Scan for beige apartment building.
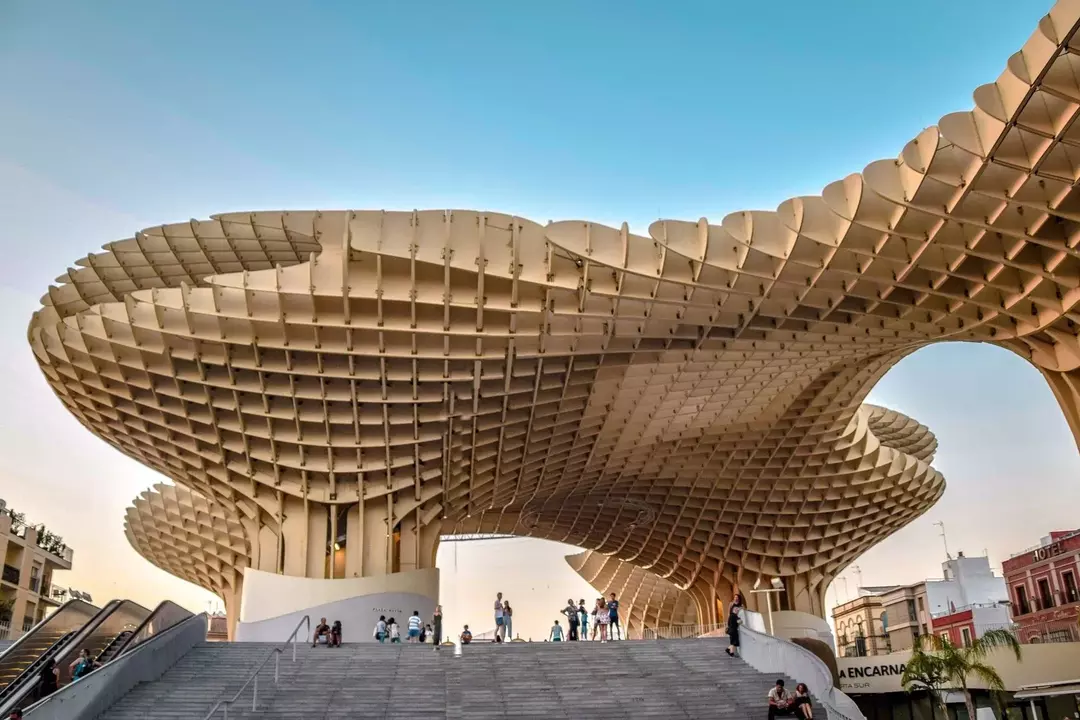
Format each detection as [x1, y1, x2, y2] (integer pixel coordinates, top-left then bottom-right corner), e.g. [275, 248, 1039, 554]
[832, 594, 892, 657]
[0, 499, 74, 641]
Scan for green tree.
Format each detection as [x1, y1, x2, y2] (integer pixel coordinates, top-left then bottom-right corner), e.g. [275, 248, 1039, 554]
[903, 629, 1021, 720]
[901, 649, 948, 720]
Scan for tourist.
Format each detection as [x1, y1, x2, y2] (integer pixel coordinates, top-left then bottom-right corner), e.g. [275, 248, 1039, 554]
[549, 619, 564, 642]
[726, 605, 741, 657]
[70, 649, 98, 680]
[388, 617, 402, 643]
[578, 599, 589, 640]
[768, 679, 794, 720]
[502, 600, 514, 641]
[563, 599, 579, 640]
[432, 605, 443, 648]
[731, 590, 744, 610]
[312, 617, 331, 647]
[408, 611, 423, 643]
[422, 624, 431, 644]
[592, 598, 609, 642]
[607, 592, 621, 640]
[330, 620, 343, 647]
[793, 683, 813, 719]
[373, 615, 388, 643]
[37, 658, 58, 700]
[460, 625, 473, 644]
[493, 592, 505, 641]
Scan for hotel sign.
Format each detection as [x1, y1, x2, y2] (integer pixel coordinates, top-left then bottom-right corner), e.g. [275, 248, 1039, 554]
[1032, 542, 1064, 563]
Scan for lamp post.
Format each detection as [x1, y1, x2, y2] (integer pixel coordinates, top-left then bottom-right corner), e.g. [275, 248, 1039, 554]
[750, 577, 786, 635]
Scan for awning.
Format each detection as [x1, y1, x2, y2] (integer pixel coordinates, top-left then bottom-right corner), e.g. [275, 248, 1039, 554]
[1013, 681, 1080, 699]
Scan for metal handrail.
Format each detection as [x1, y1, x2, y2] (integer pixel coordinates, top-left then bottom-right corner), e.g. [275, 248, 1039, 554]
[201, 615, 310, 720]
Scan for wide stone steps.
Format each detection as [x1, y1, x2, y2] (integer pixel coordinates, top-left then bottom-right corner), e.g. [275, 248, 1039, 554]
[102, 638, 821, 719]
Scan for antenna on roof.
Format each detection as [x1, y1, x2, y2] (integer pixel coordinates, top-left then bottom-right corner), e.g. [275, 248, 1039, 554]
[934, 521, 952, 560]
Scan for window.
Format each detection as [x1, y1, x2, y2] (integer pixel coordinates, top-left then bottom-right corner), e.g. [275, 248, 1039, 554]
[1063, 571, 1078, 605]
[940, 631, 951, 644]
[961, 627, 972, 647]
[1038, 578, 1054, 610]
[1015, 585, 1030, 615]
[916, 597, 924, 612]
[1048, 629, 1072, 643]
[906, 599, 917, 622]
[29, 566, 39, 594]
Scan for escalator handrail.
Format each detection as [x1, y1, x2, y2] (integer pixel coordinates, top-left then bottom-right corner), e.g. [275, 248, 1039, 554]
[0, 631, 74, 701]
[0, 599, 99, 665]
[52, 598, 151, 677]
[112, 600, 193, 659]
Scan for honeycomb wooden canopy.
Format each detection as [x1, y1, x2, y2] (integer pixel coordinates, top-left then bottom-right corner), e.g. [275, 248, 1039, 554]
[33, 0, 1080, 623]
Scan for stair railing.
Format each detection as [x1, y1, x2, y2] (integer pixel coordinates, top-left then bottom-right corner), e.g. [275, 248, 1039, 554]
[201, 615, 310, 720]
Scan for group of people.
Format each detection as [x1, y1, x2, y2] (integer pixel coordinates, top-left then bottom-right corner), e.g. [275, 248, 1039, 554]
[372, 605, 445, 646]
[551, 593, 621, 642]
[768, 679, 815, 720]
[492, 592, 514, 641]
[312, 618, 344, 647]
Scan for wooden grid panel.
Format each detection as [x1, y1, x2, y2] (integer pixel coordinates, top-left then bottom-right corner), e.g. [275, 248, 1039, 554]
[123, 483, 247, 605]
[566, 549, 698, 638]
[28, 1, 1080, 617]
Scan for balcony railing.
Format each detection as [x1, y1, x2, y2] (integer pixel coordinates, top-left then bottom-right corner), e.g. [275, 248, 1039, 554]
[0, 621, 9, 640]
[1, 565, 19, 585]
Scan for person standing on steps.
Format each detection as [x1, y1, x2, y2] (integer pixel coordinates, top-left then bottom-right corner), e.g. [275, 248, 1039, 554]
[502, 600, 514, 641]
[388, 617, 401, 643]
[549, 619, 564, 642]
[725, 604, 741, 657]
[578, 599, 589, 641]
[592, 598, 610, 642]
[493, 592, 505, 642]
[563, 599, 579, 640]
[432, 605, 443, 649]
[607, 592, 621, 640]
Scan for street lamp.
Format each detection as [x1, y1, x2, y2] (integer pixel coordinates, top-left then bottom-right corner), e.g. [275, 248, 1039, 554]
[750, 577, 786, 635]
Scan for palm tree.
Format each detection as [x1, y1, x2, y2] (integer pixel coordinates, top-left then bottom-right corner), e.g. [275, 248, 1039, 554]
[904, 629, 1021, 720]
[901, 649, 948, 720]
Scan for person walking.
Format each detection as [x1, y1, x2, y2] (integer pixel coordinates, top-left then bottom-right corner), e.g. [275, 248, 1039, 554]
[407, 611, 423, 643]
[36, 658, 58, 701]
[388, 617, 401, 643]
[493, 592, 505, 642]
[607, 592, 622, 640]
[578, 600, 589, 641]
[725, 605, 741, 657]
[432, 605, 443, 649]
[374, 615, 388, 642]
[502, 600, 514, 641]
[563, 599, 579, 641]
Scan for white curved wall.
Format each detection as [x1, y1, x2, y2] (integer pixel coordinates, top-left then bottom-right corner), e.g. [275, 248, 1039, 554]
[235, 567, 439, 642]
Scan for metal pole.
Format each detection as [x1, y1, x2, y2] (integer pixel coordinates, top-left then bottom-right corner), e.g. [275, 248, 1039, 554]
[275, 652, 279, 683]
[292, 635, 296, 662]
[252, 676, 257, 711]
[766, 592, 775, 636]
[223, 706, 228, 720]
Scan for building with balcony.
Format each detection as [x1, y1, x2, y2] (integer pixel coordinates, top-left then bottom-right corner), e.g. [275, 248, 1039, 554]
[832, 553, 1010, 655]
[1002, 529, 1080, 644]
[0, 499, 75, 641]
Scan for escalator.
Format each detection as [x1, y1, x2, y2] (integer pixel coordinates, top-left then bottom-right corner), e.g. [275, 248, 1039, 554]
[0, 599, 98, 691]
[0, 599, 150, 715]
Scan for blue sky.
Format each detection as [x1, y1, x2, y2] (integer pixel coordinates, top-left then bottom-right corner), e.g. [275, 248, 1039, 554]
[1, 0, 1077, 639]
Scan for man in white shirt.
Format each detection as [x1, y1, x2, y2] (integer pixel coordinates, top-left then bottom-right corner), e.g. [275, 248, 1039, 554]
[549, 620, 564, 642]
[493, 592, 505, 641]
[768, 679, 794, 720]
[407, 611, 423, 642]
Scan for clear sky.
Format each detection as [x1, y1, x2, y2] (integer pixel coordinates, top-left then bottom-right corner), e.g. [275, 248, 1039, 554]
[2, 0, 1078, 642]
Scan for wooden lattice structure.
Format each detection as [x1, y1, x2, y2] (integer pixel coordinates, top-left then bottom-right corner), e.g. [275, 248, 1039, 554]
[31, 0, 1080, 625]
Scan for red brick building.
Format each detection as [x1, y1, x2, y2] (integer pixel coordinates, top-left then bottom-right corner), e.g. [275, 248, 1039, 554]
[1002, 530, 1080, 643]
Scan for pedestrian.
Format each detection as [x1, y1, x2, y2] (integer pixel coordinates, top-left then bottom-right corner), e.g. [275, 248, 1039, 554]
[37, 658, 58, 700]
[388, 617, 401, 643]
[563, 598, 579, 640]
[549, 619, 564, 642]
[592, 598, 609, 642]
[460, 625, 473, 644]
[433, 605, 443, 649]
[726, 605, 741, 657]
[502, 600, 514, 641]
[493, 592, 505, 641]
[408, 611, 422, 642]
[70, 649, 98, 680]
[422, 624, 432, 644]
[607, 592, 621, 640]
[374, 615, 388, 643]
[578, 599, 589, 640]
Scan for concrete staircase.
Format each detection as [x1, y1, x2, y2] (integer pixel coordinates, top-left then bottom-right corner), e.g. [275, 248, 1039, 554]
[102, 639, 820, 719]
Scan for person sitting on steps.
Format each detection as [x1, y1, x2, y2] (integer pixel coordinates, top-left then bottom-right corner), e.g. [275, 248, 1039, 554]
[460, 625, 472, 644]
[792, 683, 813, 719]
[312, 617, 331, 647]
[330, 620, 343, 647]
[768, 679, 795, 720]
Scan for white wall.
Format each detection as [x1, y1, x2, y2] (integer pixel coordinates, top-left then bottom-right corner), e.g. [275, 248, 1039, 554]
[235, 567, 439, 642]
